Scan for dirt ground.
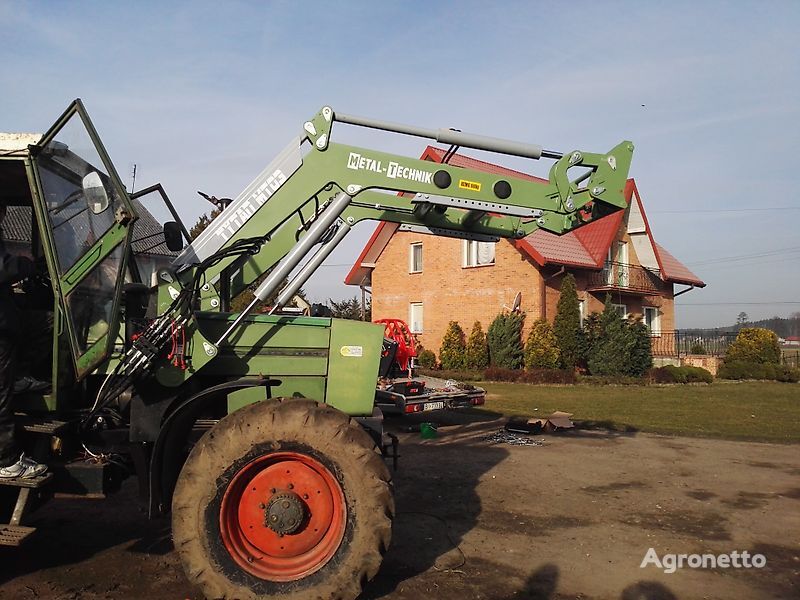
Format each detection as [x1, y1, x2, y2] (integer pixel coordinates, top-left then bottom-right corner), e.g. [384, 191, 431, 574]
[1, 411, 798, 600]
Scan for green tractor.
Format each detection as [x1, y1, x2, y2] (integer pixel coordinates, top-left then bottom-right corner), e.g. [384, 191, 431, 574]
[0, 100, 632, 599]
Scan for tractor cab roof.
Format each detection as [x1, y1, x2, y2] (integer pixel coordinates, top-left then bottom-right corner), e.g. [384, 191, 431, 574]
[0, 133, 41, 155]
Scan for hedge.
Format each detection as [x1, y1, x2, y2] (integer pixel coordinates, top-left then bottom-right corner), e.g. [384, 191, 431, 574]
[483, 366, 577, 384]
[718, 360, 800, 383]
[648, 365, 713, 384]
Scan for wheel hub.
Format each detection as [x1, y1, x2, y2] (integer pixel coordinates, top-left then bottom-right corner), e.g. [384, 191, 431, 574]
[219, 451, 347, 581]
[264, 492, 306, 535]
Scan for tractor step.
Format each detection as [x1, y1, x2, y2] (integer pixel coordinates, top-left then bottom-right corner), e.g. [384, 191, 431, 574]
[0, 472, 53, 488]
[0, 472, 52, 546]
[0, 524, 36, 546]
[16, 416, 70, 435]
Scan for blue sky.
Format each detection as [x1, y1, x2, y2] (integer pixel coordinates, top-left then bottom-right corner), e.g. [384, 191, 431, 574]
[1, 1, 798, 327]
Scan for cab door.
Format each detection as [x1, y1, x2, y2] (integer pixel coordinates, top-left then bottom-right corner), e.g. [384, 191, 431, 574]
[29, 99, 138, 378]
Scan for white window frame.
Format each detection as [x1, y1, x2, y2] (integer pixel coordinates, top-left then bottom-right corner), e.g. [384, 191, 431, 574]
[409, 302, 423, 333]
[409, 242, 423, 273]
[462, 240, 496, 267]
[578, 298, 585, 326]
[611, 303, 628, 319]
[644, 306, 661, 336]
[617, 241, 630, 287]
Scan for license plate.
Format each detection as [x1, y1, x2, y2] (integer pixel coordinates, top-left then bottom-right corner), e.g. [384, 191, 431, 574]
[423, 401, 445, 411]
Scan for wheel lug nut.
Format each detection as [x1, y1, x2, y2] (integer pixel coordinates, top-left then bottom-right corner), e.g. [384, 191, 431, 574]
[258, 503, 265, 509]
[303, 493, 309, 500]
[288, 483, 294, 489]
[270, 488, 276, 493]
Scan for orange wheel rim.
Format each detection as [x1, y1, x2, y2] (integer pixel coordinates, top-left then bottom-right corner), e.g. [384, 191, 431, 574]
[219, 451, 346, 581]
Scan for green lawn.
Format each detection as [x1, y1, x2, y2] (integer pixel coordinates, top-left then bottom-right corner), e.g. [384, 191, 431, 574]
[478, 381, 800, 443]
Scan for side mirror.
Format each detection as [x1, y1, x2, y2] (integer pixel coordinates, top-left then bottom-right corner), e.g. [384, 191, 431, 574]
[163, 221, 184, 252]
[82, 172, 110, 214]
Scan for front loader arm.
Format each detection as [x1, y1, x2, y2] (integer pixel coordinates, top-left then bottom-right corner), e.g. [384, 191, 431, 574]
[175, 107, 633, 315]
[83, 105, 632, 426]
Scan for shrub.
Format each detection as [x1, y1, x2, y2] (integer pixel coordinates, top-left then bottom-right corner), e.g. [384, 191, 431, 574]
[725, 327, 781, 364]
[776, 365, 800, 383]
[439, 321, 467, 370]
[464, 321, 489, 371]
[578, 374, 646, 385]
[417, 368, 482, 382]
[718, 361, 766, 380]
[718, 360, 800, 382]
[524, 319, 560, 370]
[649, 365, 712, 384]
[483, 366, 576, 384]
[587, 299, 629, 376]
[518, 368, 577, 384]
[684, 366, 714, 383]
[416, 348, 437, 369]
[627, 318, 653, 377]
[552, 274, 583, 369]
[649, 366, 677, 383]
[586, 297, 652, 377]
[689, 342, 706, 355]
[487, 312, 525, 370]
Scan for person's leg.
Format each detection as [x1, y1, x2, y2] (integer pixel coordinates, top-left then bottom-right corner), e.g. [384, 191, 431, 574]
[0, 335, 18, 467]
[0, 331, 47, 478]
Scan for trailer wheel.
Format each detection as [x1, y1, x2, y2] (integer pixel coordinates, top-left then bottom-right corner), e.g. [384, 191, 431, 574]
[172, 397, 393, 600]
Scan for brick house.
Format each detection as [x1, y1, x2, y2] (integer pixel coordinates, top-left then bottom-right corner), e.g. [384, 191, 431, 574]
[345, 148, 705, 357]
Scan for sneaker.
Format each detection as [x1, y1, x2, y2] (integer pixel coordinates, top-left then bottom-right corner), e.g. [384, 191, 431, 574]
[13, 376, 51, 395]
[0, 453, 48, 479]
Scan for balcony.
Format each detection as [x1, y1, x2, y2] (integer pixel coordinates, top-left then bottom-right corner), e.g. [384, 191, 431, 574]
[587, 261, 666, 295]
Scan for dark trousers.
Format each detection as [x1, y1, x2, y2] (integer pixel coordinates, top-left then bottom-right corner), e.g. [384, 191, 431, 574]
[0, 334, 16, 467]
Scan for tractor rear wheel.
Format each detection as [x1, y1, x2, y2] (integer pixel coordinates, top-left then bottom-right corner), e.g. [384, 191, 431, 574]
[172, 397, 394, 600]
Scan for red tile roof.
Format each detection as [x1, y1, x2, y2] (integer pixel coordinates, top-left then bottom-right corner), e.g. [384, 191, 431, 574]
[654, 243, 705, 287]
[344, 147, 705, 288]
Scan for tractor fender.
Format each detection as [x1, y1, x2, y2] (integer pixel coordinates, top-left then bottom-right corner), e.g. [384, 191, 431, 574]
[148, 376, 279, 517]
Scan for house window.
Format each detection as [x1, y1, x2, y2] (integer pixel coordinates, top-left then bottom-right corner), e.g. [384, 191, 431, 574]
[612, 303, 628, 318]
[409, 302, 423, 333]
[463, 240, 495, 267]
[605, 241, 629, 287]
[409, 243, 423, 273]
[578, 299, 585, 326]
[644, 306, 661, 335]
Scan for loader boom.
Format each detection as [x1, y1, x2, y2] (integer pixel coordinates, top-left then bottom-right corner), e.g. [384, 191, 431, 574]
[173, 106, 633, 341]
[84, 105, 633, 425]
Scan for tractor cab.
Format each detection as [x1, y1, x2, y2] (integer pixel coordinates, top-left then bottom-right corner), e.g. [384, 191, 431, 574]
[0, 100, 186, 406]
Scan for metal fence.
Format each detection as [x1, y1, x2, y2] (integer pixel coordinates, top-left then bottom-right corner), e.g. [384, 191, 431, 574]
[783, 350, 800, 368]
[651, 331, 800, 364]
[650, 331, 738, 358]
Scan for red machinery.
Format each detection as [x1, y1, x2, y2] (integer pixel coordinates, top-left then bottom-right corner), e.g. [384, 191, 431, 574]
[375, 318, 417, 375]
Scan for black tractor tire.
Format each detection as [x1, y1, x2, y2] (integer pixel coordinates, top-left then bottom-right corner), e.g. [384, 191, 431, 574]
[172, 397, 394, 600]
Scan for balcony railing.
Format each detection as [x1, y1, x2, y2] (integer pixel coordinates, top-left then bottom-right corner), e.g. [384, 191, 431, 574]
[587, 261, 665, 295]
